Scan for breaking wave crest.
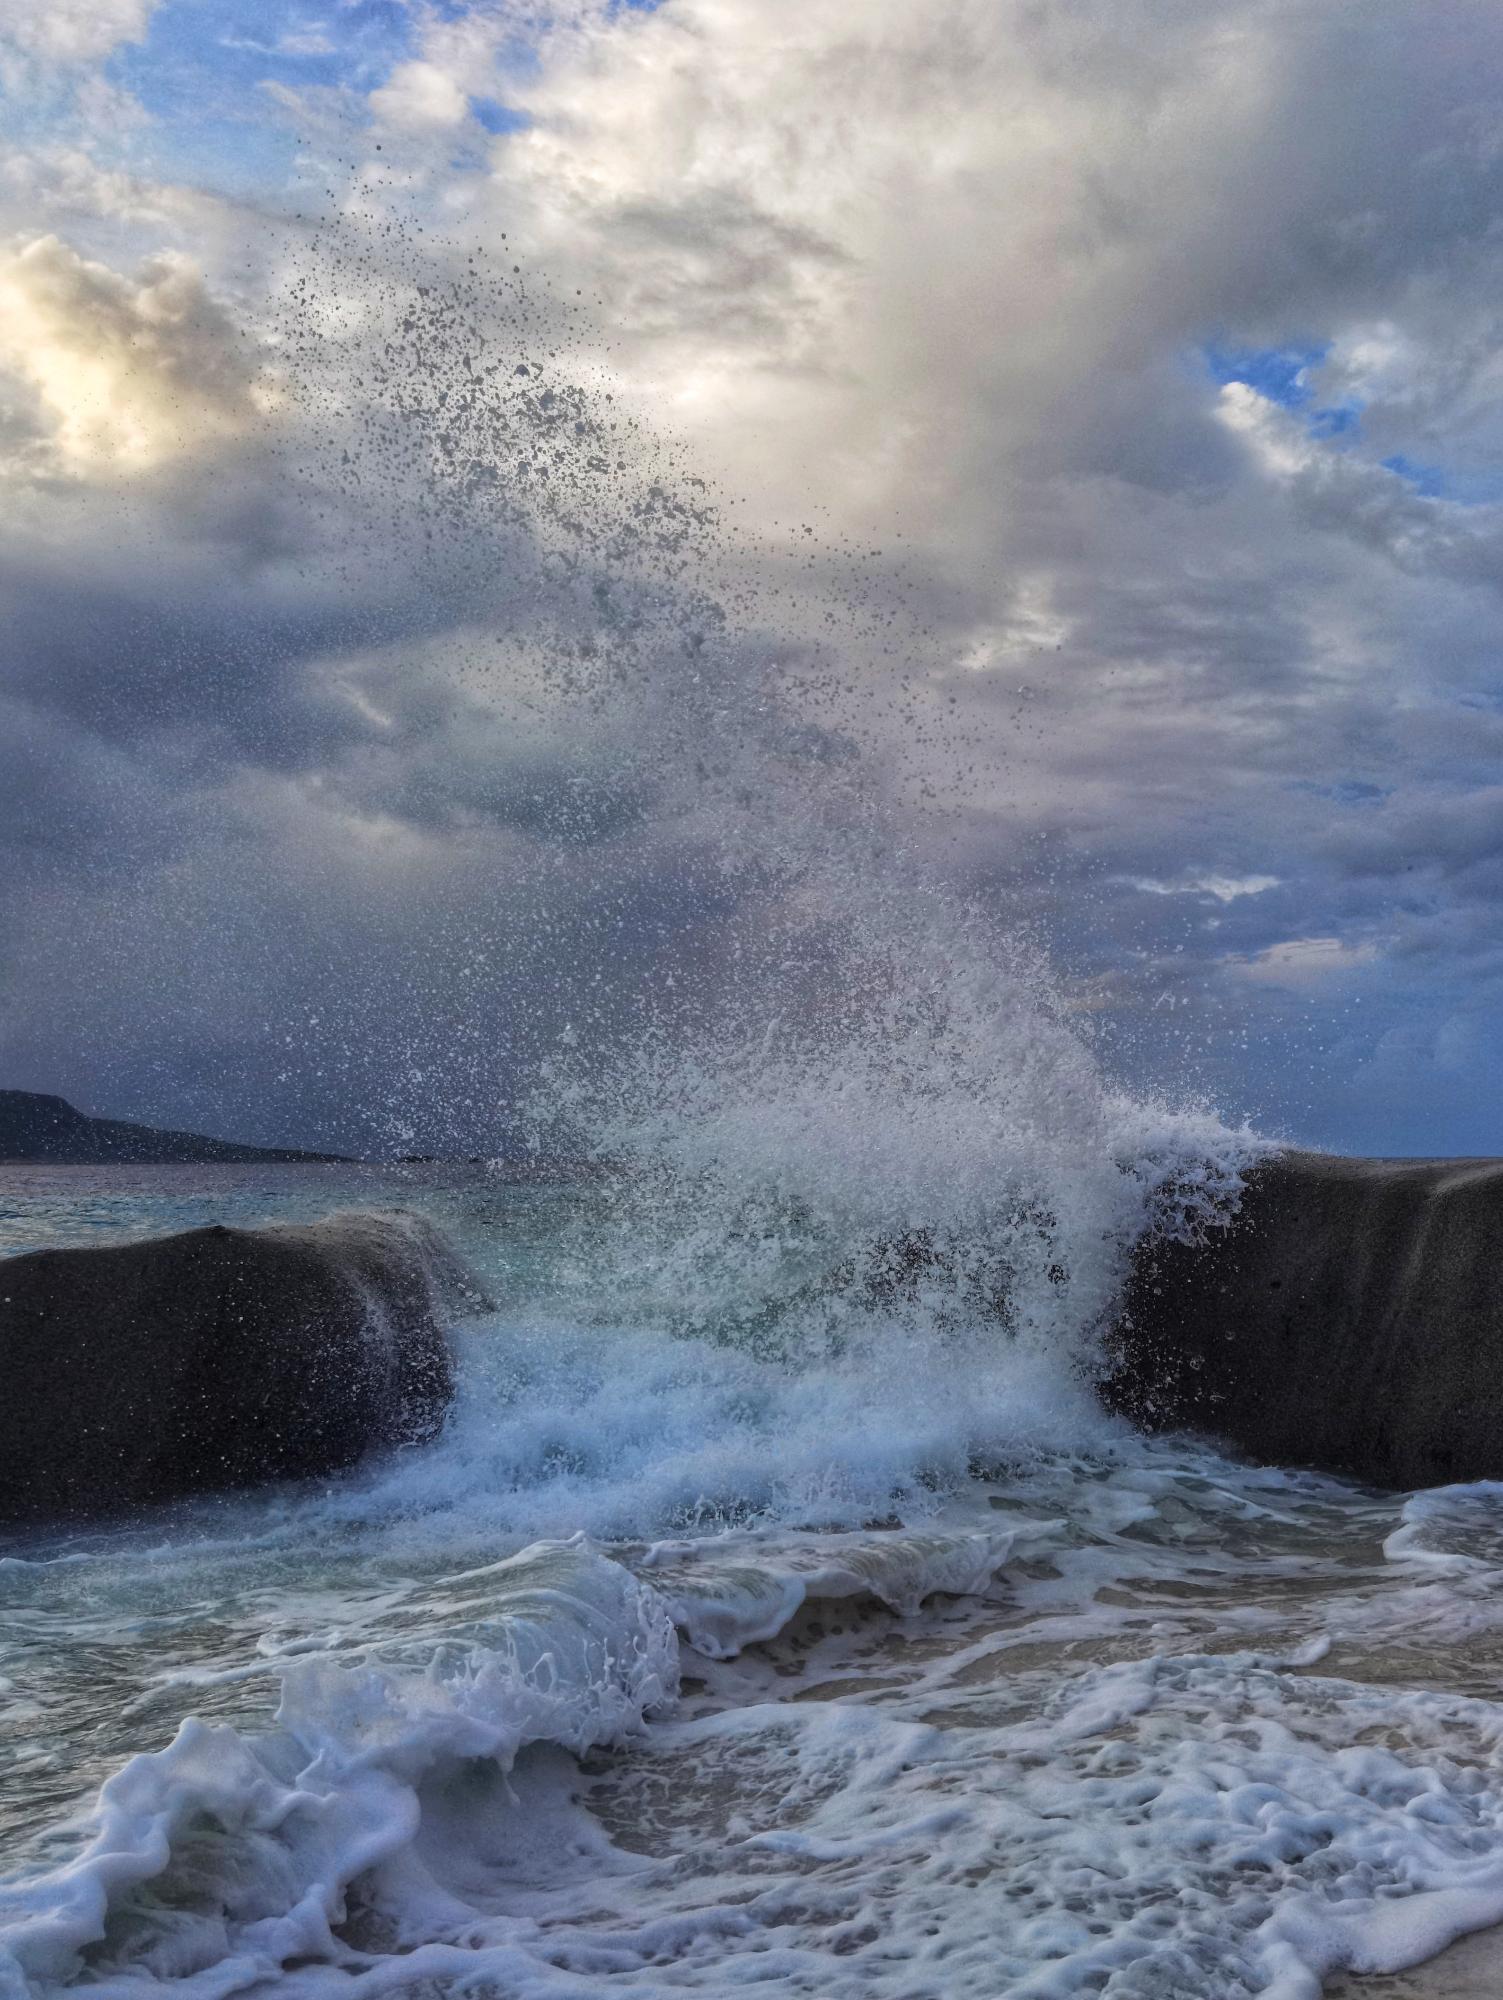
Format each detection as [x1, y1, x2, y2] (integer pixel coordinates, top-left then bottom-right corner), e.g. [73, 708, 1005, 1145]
[1, 1529, 1045, 1996]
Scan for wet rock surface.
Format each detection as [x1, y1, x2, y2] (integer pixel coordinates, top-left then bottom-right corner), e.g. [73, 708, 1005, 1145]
[1111, 1152, 1503, 1489]
[0, 1212, 484, 1524]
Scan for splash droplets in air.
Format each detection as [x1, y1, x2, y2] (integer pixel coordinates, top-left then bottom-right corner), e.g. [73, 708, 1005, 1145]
[275, 210, 1254, 1388]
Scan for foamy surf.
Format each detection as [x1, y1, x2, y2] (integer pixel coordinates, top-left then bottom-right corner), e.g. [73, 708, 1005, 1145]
[1, 1538, 677, 1996]
[0, 1524, 1065, 1996]
[13, 1307, 1503, 2000]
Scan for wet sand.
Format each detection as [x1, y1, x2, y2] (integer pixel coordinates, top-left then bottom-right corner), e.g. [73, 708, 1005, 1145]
[1335, 1925, 1503, 1997]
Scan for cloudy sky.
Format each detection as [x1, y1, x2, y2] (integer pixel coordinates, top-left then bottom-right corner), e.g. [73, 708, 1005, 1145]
[2, 0, 1502, 1155]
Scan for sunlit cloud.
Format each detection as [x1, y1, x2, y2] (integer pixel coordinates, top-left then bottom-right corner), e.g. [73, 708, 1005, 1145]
[0, 234, 263, 472]
[1230, 936, 1379, 988]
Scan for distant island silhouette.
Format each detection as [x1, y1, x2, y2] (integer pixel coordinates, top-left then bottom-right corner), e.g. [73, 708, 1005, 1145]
[0, 1091, 353, 1165]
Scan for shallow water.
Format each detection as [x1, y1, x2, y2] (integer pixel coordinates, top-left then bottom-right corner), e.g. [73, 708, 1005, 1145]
[6, 1168, 1503, 1998]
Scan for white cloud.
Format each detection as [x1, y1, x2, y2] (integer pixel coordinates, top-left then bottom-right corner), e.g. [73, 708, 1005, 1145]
[367, 10, 526, 134]
[1131, 874, 1281, 903]
[1230, 936, 1379, 988]
[1215, 382, 1315, 479]
[370, 59, 471, 132]
[470, 0, 1498, 538]
[0, 0, 155, 65]
[0, 234, 263, 473]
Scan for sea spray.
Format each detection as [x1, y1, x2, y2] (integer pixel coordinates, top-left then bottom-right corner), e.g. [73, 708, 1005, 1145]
[276, 214, 1257, 1360]
[266, 209, 1213, 1192]
[520, 871, 1256, 1420]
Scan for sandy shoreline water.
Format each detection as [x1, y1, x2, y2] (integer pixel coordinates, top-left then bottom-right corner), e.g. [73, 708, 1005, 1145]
[1333, 1925, 1503, 1997]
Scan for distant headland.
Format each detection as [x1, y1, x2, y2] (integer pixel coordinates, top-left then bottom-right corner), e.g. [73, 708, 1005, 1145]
[0, 1090, 354, 1166]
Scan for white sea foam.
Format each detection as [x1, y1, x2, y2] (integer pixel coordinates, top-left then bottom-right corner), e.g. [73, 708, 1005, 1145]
[0, 1539, 677, 1997]
[13, 1424, 1503, 1997]
[0, 1522, 1076, 1997]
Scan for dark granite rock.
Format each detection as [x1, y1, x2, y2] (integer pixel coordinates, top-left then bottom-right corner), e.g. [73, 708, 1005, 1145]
[0, 1212, 487, 1525]
[1109, 1152, 1503, 1490]
[0, 1090, 352, 1165]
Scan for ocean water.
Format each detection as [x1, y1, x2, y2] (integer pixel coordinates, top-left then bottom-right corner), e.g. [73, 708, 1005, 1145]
[7, 1163, 1503, 1999]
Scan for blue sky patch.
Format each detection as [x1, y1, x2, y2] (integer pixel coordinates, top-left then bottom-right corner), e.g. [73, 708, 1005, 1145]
[1383, 453, 1447, 498]
[104, 0, 414, 197]
[1308, 403, 1361, 439]
[1204, 339, 1376, 450]
[1203, 339, 1330, 407]
[1382, 455, 1503, 506]
[471, 96, 530, 136]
